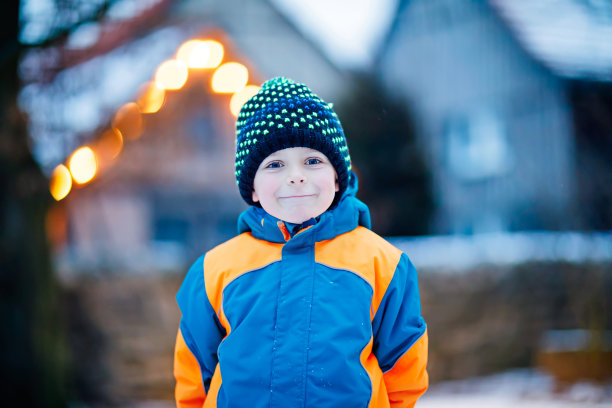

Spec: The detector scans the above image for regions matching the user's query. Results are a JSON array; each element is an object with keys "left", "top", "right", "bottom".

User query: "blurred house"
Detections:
[
  {"left": 37, "top": 0, "right": 350, "bottom": 273},
  {"left": 377, "top": 0, "right": 612, "bottom": 234}
]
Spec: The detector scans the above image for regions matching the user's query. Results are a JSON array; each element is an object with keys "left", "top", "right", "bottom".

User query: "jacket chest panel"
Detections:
[{"left": 218, "top": 254, "right": 374, "bottom": 407}]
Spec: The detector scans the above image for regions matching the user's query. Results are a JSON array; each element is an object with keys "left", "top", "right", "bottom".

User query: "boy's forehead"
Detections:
[{"left": 266, "top": 147, "right": 326, "bottom": 158}]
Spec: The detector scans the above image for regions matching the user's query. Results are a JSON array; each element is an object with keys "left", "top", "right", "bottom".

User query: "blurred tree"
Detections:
[
  {"left": 0, "top": 1, "right": 68, "bottom": 406},
  {"left": 1, "top": 0, "right": 140, "bottom": 404},
  {"left": 336, "top": 73, "right": 434, "bottom": 236}
]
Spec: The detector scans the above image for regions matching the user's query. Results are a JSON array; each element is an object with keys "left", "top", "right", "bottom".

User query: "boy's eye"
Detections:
[
  {"left": 265, "top": 161, "right": 283, "bottom": 169},
  {"left": 305, "top": 158, "right": 322, "bottom": 165}
]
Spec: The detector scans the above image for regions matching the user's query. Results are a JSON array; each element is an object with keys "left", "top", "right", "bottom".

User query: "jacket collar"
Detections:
[{"left": 237, "top": 171, "right": 371, "bottom": 244}]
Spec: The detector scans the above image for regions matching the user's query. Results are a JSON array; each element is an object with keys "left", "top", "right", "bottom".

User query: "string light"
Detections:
[
  {"left": 212, "top": 62, "right": 248, "bottom": 93},
  {"left": 112, "top": 102, "right": 142, "bottom": 140},
  {"left": 68, "top": 146, "right": 98, "bottom": 184},
  {"left": 230, "top": 85, "right": 260, "bottom": 116},
  {"left": 55, "top": 38, "right": 256, "bottom": 201},
  {"left": 177, "top": 40, "right": 224, "bottom": 69},
  {"left": 68, "top": 146, "right": 97, "bottom": 185},
  {"left": 49, "top": 164, "right": 72, "bottom": 201},
  {"left": 137, "top": 82, "right": 165, "bottom": 114},
  {"left": 155, "top": 59, "right": 189, "bottom": 90}
]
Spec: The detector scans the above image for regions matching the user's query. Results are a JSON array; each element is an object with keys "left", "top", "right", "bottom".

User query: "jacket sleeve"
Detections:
[
  {"left": 174, "top": 255, "right": 227, "bottom": 407},
  {"left": 372, "top": 253, "right": 429, "bottom": 408}
]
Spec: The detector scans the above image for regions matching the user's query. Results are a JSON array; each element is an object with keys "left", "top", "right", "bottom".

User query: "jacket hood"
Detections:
[{"left": 237, "top": 171, "right": 371, "bottom": 244}]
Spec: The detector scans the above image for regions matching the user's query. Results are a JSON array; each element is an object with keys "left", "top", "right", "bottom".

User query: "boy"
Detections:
[{"left": 174, "top": 77, "right": 428, "bottom": 407}]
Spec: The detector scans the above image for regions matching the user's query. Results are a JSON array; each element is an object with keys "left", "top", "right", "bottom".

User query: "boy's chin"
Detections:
[
  {"left": 282, "top": 214, "right": 316, "bottom": 224},
  {"left": 262, "top": 202, "right": 333, "bottom": 224},
  {"left": 278, "top": 210, "right": 322, "bottom": 224}
]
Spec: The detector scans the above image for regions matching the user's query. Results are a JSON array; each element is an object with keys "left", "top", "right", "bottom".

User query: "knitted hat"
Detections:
[{"left": 235, "top": 77, "right": 351, "bottom": 206}]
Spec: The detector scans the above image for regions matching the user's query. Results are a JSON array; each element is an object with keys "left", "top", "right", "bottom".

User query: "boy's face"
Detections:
[{"left": 252, "top": 147, "right": 339, "bottom": 224}]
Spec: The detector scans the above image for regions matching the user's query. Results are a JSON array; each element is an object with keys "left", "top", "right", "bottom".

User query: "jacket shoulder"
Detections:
[
  {"left": 315, "top": 227, "right": 411, "bottom": 319},
  {"left": 203, "top": 232, "right": 283, "bottom": 312},
  {"left": 350, "top": 227, "right": 403, "bottom": 256},
  {"left": 315, "top": 226, "right": 404, "bottom": 285},
  {"left": 317, "top": 225, "right": 403, "bottom": 261}
]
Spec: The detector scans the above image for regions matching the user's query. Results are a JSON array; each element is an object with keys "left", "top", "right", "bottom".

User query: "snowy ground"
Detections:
[
  {"left": 418, "top": 369, "right": 612, "bottom": 408},
  {"left": 390, "top": 231, "right": 612, "bottom": 271},
  {"left": 131, "top": 369, "right": 612, "bottom": 408}
]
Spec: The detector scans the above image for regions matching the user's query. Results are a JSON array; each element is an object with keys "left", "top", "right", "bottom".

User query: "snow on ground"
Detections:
[
  {"left": 390, "top": 231, "right": 612, "bottom": 271},
  {"left": 418, "top": 369, "right": 612, "bottom": 407},
  {"left": 129, "top": 369, "right": 612, "bottom": 408}
]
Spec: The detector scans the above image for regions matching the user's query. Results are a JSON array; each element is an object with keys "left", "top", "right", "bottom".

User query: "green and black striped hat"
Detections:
[{"left": 235, "top": 77, "right": 351, "bottom": 206}]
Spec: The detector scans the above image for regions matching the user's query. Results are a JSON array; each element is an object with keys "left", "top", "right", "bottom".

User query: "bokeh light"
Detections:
[
  {"left": 137, "top": 82, "right": 165, "bottom": 114},
  {"left": 68, "top": 146, "right": 97, "bottom": 185},
  {"left": 112, "top": 102, "right": 143, "bottom": 140},
  {"left": 177, "top": 39, "right": 224, "bottom": 69},
  {"left": 94, "top": 128, "right": 123, "bottom": 162},
  {"left": 211, "top": 62, "right": 248, "bottom": 93},
  {"left": 155, "top": 59, "right": 189, "bottom": 90},
  {"left": 230, "top": 85, "right": 260, "bottom": 116},
  {"left": 49, "top": 164, "right": 72, "bottom": 201}
]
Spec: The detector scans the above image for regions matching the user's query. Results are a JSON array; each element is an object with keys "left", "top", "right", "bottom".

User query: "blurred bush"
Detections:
[
  {"left": 420, "top": 261, "right": 611, "bottom": 383},
  {"left": 61, "top": 273, "right": 182, "bottom": 406}
]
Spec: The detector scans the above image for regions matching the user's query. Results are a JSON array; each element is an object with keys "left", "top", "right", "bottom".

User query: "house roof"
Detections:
[
  {"left": 377, "top": 0, "right": 612, "bottom": 82},
  {"left": 489, "top": 0, "right": 612, "bottom": 81}
]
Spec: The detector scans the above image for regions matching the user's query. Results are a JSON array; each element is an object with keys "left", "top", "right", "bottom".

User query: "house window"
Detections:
[{"left": 444, "top": 111, "right": 513, "bottom": 180}]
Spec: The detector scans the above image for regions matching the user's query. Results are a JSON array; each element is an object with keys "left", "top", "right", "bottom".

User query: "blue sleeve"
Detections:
[
  {"left": 176, "top": 254, "right": 227, "bottom": 392},
  {"left": 372, "top": 253, "right": 427, "bottom": 372}
]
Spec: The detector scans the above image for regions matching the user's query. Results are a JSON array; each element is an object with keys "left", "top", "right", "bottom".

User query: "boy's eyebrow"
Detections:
[{"left": 305, "top": 152, "right": 327, "bottom": 160}]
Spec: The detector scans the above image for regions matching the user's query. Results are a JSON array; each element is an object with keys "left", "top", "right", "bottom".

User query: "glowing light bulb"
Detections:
[
  {"left": 49, "top": 164, "right": 72, "bottom": 201},
  {"left": 211, "top": 62, "right": 248, "bottom": 93},
  {"left": 230, "top": 85, "right": 260, "bottom": 116},
  {"left": 112, "top": 102, "right": 142, "bottom": 140},
  {"left": 177, "top": 40, "right": 224, "bottom": 68},
  {"left": 155, "top": 59, "right": 188, "bottom": 90},
  {"left": 94, "top": 128, "right": 123, "bottom": 162},
  {"left": 68, "top": 146, "right": 97, "bottom": 185},
  {"left": 177, "top": 39, "right": 224, "bottom": 69},
  {"left": 137, "top": 82, "right": 165, "bottom": 114}
]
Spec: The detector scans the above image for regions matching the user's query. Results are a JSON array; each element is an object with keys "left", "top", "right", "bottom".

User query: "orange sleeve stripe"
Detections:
[
  {"left": 314, "top": 226, "right": 403, "bottom": 319},
  {"left": 383, "top": 330, "right": 429, "bottom": 408},
  {"left": 360, "top": 338, "right": 390, "bottom": 408},
  {"left": 204, "top": 233, "right": 283, "bottom": 316},
  {"left": 174, "top": 329, "right": 206, "bottom": 408},
  {"left": 203, "top": 363, "right": 223, "bottom": 408}
]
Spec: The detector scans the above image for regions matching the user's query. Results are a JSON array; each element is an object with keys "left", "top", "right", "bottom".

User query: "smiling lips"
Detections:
[{"left": 279, "top": 194, "right": 315, "bottom": 199}]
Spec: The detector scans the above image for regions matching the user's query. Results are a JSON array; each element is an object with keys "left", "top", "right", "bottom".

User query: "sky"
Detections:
[{"left": 269, "top": 0, "right": 398, "bottom": 69}]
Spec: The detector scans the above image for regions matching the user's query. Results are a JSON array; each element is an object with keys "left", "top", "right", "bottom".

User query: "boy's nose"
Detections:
[{"left": 287, "top": 173, "right": 306, "bottom": 184}]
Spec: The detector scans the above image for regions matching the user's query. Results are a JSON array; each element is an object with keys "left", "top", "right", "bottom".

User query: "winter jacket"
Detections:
[{"left": 174, "top": 176, "right": 428, "bottom": 407}]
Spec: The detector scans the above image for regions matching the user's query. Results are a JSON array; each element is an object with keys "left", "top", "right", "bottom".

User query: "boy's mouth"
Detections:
[{"left": 279, "top": 194, "right": 315, "bottom": 199}]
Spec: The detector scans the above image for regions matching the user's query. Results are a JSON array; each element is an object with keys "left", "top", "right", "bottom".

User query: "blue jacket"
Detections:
[{"left": 174, "top": 175, "right": 428, "bottom": 407}]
